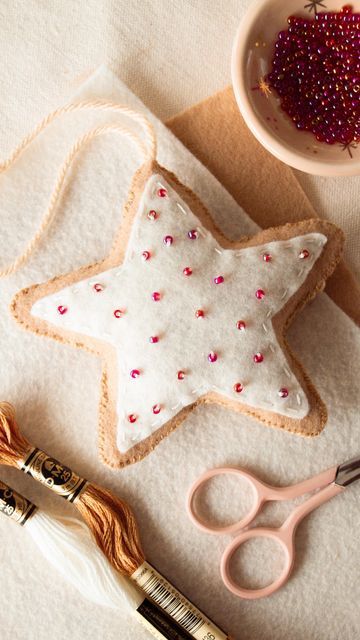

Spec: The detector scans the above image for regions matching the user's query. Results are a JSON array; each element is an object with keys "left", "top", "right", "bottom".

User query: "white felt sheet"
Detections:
[{"left": 0, "top": 68, "right": 359, "bottom": 640}]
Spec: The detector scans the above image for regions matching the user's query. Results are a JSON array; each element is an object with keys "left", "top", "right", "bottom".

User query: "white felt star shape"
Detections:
[{"left": 12, "top": 164, "right": 343, "bottom": 467}]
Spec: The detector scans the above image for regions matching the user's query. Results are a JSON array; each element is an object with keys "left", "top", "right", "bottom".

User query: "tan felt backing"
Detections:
[
  {"left": 166, "top": 86, "right": 360, "bottom": 327},
  {"left": 12, "top": 161, "right": 344, "bottom": 469}
]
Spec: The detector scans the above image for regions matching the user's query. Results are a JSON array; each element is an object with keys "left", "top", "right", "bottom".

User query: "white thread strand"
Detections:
[
  {"left": 26, "top": 511, "right": 142, "bottom": 610},
  {"left": 0, "top": 100, "right": 156, "bottom": 278},
  {"left": 196, "top": 226, "right": 206, "bottom": 237},
  {"left": 176, "top": 202, "right": 188, "bottom": 216}
]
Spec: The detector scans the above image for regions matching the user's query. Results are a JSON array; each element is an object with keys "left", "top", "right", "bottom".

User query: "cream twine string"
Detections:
[{"left": 0, "top": 100, "right": 157, "bottom": 278}]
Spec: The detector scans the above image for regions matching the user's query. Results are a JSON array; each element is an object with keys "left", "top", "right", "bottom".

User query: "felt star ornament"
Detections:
[{"left": 12, "top": 160, "right": 343, "bottom": 468}]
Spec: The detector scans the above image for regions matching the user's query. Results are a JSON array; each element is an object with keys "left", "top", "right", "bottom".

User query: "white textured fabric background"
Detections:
[
  {"left": 0, "top": 3, "right": 358, "bottom": 640},
  {"left": 0, "top": 65, "right": 359, "bottom": 640}
]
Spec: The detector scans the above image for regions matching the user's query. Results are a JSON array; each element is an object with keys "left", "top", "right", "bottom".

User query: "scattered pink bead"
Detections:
[
  {"left": 183, "top": 267, "right": 193, "bottom": 276},
  {"left": 253, "top": 352, "right": 264, "bottom": 364},
  {"left": 278, "top": 388, "right": 289, "bottom": 398},
  {"left": 263, "top": 253, "right": 272, "bottom": 262},
  {"left": 299, "top": 249, "right": 310, "bottom": 260},
  {"left": 147, "top": 210, "right": 158, "bottom": 221},
  {"left": 113, "top": 309, "right": 124, "bottom": 318},
  {"left": 152, "top": 404, "right": 161, "bottom": 415},
  {"left": 177, "top": 370, "right": 185, "bottom": 380},
  {"left": 57, "top": 305, "right": 68, "bottom": 315},
  {"left": 214, "top": 275, "right": 224, "bottom": 285},
  {"left": 255, "top": 289, "right": 265, "bottom": 300},
  {"left": 208, "top": 351, "right": 218, "bottom": 363},
  {"left": 149, "top": 336, "right": 159, "bottom": 343},
  {"left": 163, "top": 235, "right": 173, "bottom": 246},
  {"left": 130, "top": 369, "right": 140, "bottom": 378},
  {"left": 157, "top": 188, "right": 167, "bottom": 198},
  {"left": 128, "top": 414, "right": 137, "bottom": 424},
  {"left": 234, "top": 383, "right": 244, "bottom": 393},
  {"left": 195, "top": 309, "right": 204, "bottom": 318},
  {"left": 152, "top": 292, "right": 161, "bottom": 301},
  {"left": 142, "top": 251, "right": 151, "bottom": 261},
  {"left": 236, "top": 320, "right": 246, "bottom": 331},
  {"left": 188, "top": 229, "right": 198, "bottom": 240},
  {"left": 93, "top": 283, "right": 104, "bottom": 292}
]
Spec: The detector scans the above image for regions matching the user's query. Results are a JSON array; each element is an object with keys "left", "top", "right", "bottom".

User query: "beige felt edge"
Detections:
[
  {"left": 11, "top": 160, "right": 344, "bottom": 469},
  {"left": 166, "top": 86, "right": 360, "bottom": 327}
]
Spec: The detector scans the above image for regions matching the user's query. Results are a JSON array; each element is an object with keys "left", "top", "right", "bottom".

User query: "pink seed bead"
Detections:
[
  {"left": 188, "top": 229, "right": 198, "bottom": 240},
  {"left": 128, "top": 414, "right": 137, "bottom": 424},
  {"left": 130, "top": 369, "right": 140, "bottom": 378},
  {"left": 263, "top": 253, "right": 272, "bottom": 262},
  {"left": 299, "top": 249, "right": 310, "bottom": 260},
  {"left": 147, "top": 210, "right": 158, "bottom": 221},
  {"left": 214, "top": 275, "right": 224, "bottom": 285},
  {"left": 236, "top": 320, "right": 246, "bottom": 331},
  {"left": 177, "top": 370, "right": 185, "bottom": 380},
  {"left": 157, "top": 188, "right": 167, "bottom": 198},
  {"left": 57, "top": 305, "right": 68, "bottom": 315},
  {"left": 253, "top": 352, "right": 264, "bottom": 364},
  {"left": 208, "top": 351, "right": 218, "bottom": 363},
  {"left": 234, "top": 383, "right": 244, "bottom": 393},
  {"left": 195, "top": 309, "right": 204, "bottom": 318},
  {"left": 93, "top": 283, "right": 104, "bottom": 292},
  {"left": 152, "top": 404, "right": 161, "bottom": 415},
  {"left": 163, "top": 235, "right": 173, "bottom": 246},
  {"left": 149, "top": 336, "right": 159, "bottom": 343},
  {"left": 183, "top": 267, "right": 193, "bottom": 276},
  {"left": 142, "top": 251, "right": 151, "bottom": 261},
  {"left": 266, "top": 6, "right": 360, "bottom": 148},
  {"left": 255, "top": 289, "right": 265, "bottom": 300},
  {"left": 152, "top": 292, "right": 161, "bottom": 301},
  {"left": 113, "top": 309, "right": 124, "bottom": 318},
  {"left": 279, "top": 387, "right": 289, "bottom": 398}
]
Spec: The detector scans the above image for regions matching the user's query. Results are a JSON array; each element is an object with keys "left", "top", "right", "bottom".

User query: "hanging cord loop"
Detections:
[{"left": 0, "top": 100, "right": 157, "bottom": 278}]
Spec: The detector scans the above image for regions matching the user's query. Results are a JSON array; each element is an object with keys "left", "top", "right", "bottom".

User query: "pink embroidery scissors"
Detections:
[{"left": 187, "top": 458, "right": 360, "bottom": 599}]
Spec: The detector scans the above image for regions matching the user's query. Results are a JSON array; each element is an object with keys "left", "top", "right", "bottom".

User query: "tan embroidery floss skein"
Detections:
[
  {"left": 0, "top": 477, "right": 145, "bottom": 610},
  {"left": 0, "top": 479, "right": 199, "bottom": 640},
  {"left": 0, "top": 402, "right": 144, "bottom": 576},
  {"left": 0, "top": 403, "right": 231, "bottom": 640}
]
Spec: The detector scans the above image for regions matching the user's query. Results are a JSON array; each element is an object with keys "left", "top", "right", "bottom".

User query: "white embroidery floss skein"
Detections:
[
  {"left": 0, "top": 479, "right": 196, "bottom": 639},
  {"left": 0, "top": 402, "right": 231, "bottom": 640},
  {"left": 0, "top": 402, "right": 144, "bottom": 576}
]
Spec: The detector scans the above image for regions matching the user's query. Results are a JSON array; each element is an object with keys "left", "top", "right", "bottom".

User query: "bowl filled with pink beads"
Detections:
[{"left": 232, "top": 1, "right": 360, "bottom": 176}]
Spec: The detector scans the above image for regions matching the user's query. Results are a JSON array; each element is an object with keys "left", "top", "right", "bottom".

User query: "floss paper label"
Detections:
[{"left": 132, "top": 561, "right": 228, "bottom": 640}]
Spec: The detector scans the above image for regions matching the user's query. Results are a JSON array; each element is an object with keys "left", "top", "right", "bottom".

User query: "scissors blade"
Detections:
[{"left": 335, "top": 457, "right": 360, "bottom": 487}]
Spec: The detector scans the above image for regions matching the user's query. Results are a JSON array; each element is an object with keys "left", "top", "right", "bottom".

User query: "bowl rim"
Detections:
[{"left": 231, "top": 0, "right": 360, "bottom": 177}]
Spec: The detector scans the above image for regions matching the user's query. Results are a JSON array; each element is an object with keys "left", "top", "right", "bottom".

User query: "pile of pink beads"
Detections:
[{"left": 267, "top": 5, "right": 360, "bottom": 146}]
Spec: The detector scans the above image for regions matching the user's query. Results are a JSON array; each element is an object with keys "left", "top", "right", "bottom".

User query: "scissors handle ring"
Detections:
[
  {"left": 187, "top": 467, "right": 266, "bottom": 535},
  {"left": 220, "top": 527, "right": 295, "bottom": 600}
]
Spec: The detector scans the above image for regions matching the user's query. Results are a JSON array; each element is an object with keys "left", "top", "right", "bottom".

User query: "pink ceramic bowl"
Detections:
[{"left": 231, "top": 0, "right": 360, "bottom": 176}]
